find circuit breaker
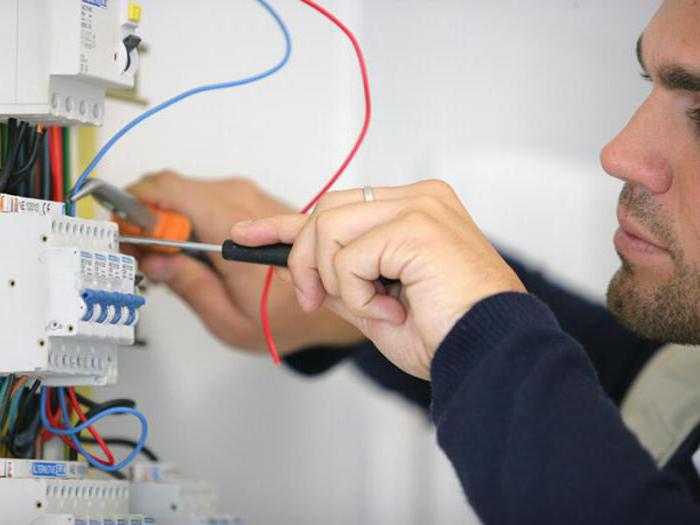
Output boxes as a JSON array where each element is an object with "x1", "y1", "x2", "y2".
[
  {"x1": 0, "y1": 0, "x2": 142, "y2": 126},
  {"x1": 0, "y1": 194, "x2": 145, "y2": 386},
  {"x1": 0, "y1": 459, "x2": 154, "y2": 524}
]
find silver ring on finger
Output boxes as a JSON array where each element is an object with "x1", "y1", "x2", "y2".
[{"x1": 362, "y1": 186, "x2": 375, "y2": 203}]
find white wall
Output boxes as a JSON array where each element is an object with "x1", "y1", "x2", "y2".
[{"x1": 95, "y1": 1, "x2": 661, "y2": 523}]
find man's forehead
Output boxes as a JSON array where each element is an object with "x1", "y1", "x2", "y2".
[
  {"x1": 644, "y1": 0, "x2": 700, "y2": 54},
  {"x1": 646, "y1": 0, "x2": 700, "y2": 60}
]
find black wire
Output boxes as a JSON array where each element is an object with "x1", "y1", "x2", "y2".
[
  {"x1": 7, "y1": 404, "x2": 41, "y2": 459},
  {"x1": 103, "y1": 469, "x2": 127, "y2": 480},
  {"x1": 73, "y1": 391, "x2": 98, "y2": 409},
  {"x1": 0, "y1": 122, "x2": 27, "y2": 193},
  {"x1": 0, "y1": 120, "x2": 18, "y2": 193},
  {"x1": 4, "y1": 380, "x2": 40, "y2": 458},
  {"x1": 0, "y1": 374, "x2": 17, "y2": 431},
  {"x1": 79, "y1": 436, "x2": 159, "y2": 462},
  {"x1": 7, "y1": 128, "x2": 42, "y2": 190},
  {"x1": 84, "y1": 398, "x2": 137, "y2": 420},
  {"x1": 9, "y1": 379, "x2": 41, "y2": 436}
]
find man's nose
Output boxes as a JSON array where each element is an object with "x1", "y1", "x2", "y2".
[{"x1": 600, "y1": 96, "x2": 673, "y2": 195}]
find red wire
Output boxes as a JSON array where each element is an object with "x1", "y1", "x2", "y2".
[
  {"x1": 49, "y1": 127, "x2": 64, "y2": 202},
  {"x1": 66, "y1": 387, "x2": 116, "y2": 466},
  {"x1": 41, "y1": 388, "x2": 114, "y2": 466},
  {"x1": 260, "y1": 0, "x2": 373, "y2": 364}
]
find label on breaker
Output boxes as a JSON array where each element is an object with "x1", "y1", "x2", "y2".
[
  {"x1": 81, "y1": 251, "x2": 136, "y2": 288},
  {"x1": 0, "y1": 459, "x2": 88, "y2": 479},
  {"x1": 0, "y1": 194, "x2": 64, "y2": 216}
]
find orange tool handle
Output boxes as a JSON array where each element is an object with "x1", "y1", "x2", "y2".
[{"x1": 114, "y1": 205, "x2": 192, "y2": 254}]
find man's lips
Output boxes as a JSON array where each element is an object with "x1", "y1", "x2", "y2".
[{"x1": 614, "y1": 211, "x2": 669, "y2": 256}]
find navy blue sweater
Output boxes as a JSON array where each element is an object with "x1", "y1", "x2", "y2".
[{"x1": 287, "y1": 259, "x2": 700, "y2": 523}]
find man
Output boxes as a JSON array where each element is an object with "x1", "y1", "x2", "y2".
[{"x1": 129, "y1": 0, "x2": 700, "y2": 522}]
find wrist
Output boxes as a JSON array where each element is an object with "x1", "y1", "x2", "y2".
[{"x1": 278, "y1": 307, "x2": 365, "y2": 356}]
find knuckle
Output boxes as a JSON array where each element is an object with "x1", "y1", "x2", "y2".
[
  {"x1": 421, "y1": 179, "x2": 459, "y2": 202},
  {"x1": 314, "y1": 209, "x2": 335, "y2": 237},
  {"x1": 422, "y1": 178, "x2": 452, "y2": 195}
]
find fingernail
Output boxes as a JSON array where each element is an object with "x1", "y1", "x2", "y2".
[{"x1": 233, "y1": 220, "x2": 254, "y2": 229}]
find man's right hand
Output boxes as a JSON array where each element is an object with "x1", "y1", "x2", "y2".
[{"x1": 127, "y1": 171, "x2": 363, "y2": 355}]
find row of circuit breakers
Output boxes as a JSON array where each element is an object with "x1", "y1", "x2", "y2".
[
  {"x1": 0, "y1": 194, "x2": 142, "y2": 387},
  {"x1": 0, "y1": 458, "x2": 240, "y2": 524},
  {"x1": 1, "y1": 0, "x2": 239, "y2": 522},
  {"x1": 0, "y1": 195, "x2": 245, "y2": 525}
]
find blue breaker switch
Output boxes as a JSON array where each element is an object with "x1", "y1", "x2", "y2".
[
  {"x1": 110, "y1": 293, "x2": 126, "y2": 325},
  {"x1": 95, "y1": 291, "x2": 111, "y2": 324},
  {"x1": 125, "y1": 294, "x2": 146, "y2": 326},
  {"x1": 81, "y1": 289, "x2": 101, "y2": 322}
]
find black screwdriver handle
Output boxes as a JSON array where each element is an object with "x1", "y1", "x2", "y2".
[
  {"x1": 221, "y1": 240, "x2": 399, "y2": 287},
  {"x1": 222, "y1": 240, "x2": 291, "y2": 267}
]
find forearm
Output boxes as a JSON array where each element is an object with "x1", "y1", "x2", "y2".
[{"x1": 431, "y1": 293, "x2": 699, "y2": 523}]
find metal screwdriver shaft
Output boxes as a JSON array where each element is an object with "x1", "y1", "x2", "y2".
[
  {"x1": 118, "y1": 236, "x2": 291, "y2": 267},
  {"x1": 119, "y1": 236, "x2": 220, "y2": 253},
  {"x1": 119, "y1": 236, "x2": 397, "y2": 284}
]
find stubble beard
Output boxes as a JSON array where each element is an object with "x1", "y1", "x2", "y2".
[{"x1": 607, "y1": 184, "x2": 700, "y2": 344}]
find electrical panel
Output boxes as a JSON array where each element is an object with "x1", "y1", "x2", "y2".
[
  {"x1": 0, "y1": 459, "x2": 153, "y2": 524},
  {"x1": 0, "y1": 195, "x2": 145, "y2": 386},
  {"x1": 0, "y1": 0, "x2": 142, "y2": 126}
]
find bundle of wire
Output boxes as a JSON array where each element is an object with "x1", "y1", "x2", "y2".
[
  {"x1": 39, "y1": 387, "x2": 149, "y2": 474},
  {"x1": 0, "y1": 120, "x2": 71, "y2": 201},
  {"x1": 0, "y1": 376, "x2": 156, "y2": 477}
]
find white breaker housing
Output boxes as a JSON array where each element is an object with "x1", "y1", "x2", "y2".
[
  {"x1": 0, "y1": 0, "x2": 141, "y2": 126},
  {"x1": 0, "y1": 195, "x2": 145, "y2": 386},
  {"x1": 0, "y1": 460, "x2": 152, "y2": 524}
]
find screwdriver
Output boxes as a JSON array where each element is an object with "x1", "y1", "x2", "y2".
[
  {"x1": 119, "y1": 236, "x2": 291, "y2": 267},
  {"x1": 119, "y1": 236, "x2": 398, "y2": 285}
]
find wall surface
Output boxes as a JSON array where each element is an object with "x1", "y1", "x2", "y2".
[{"x1": 95, "y1": 1, "x2": 661, "y2": 523}]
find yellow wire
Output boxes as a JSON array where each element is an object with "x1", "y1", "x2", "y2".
[{"x1": 76, "y1": 127, "x2": 98, "y2": 218}]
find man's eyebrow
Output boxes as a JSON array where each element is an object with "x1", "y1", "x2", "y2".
[
  {"x1": 636, "y1": 33, "x2": 700, "y2": 92},
  {"x1": 658, "y1": 66, "x2": 700, "y2": 92}
]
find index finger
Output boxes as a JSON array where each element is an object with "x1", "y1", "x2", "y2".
[{"x1": 231, "y1": 214, "x2": 307, "y2": 246}]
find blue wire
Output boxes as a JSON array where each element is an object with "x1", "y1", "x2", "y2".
[
  {"x1": 40, "y1": 387, "x2": 148, "y2": 473},
  {"x1": 68, "y1": 0, "x2": 292, "y2": 216}
]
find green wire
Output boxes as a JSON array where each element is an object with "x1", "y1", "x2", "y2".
[
  {"x1": 7, "y1": 384, "x2": 24, "y2": 432},
  {"x1": 62, "y1": 127, "x2": 71, "y2": 198}
]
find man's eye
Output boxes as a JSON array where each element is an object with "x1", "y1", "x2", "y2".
[
  {"x1": 689, "y1": 107, "x2": 700, "y2": 134},
  {"x1": 640, "y1": 72, "x2": 652, "y2": 81}
]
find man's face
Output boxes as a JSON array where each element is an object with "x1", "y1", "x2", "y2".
[{"x1": 603, "y1": 0, "x2": 700, "y2": 343}]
